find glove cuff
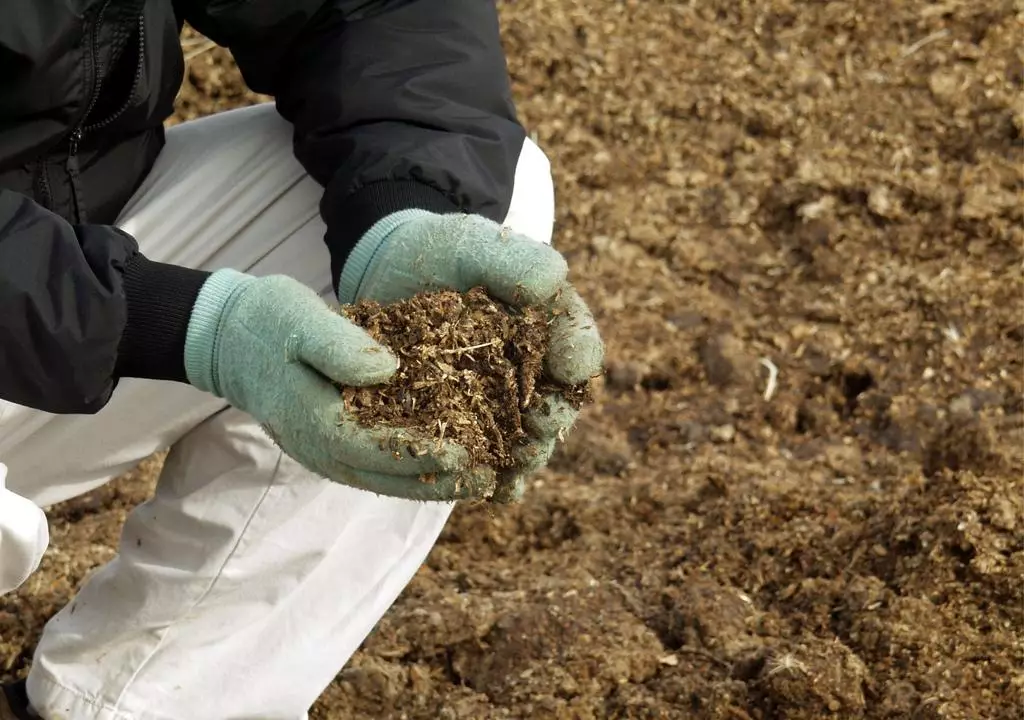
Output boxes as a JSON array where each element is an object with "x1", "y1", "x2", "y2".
[
  {"x1": 183, "y1": 268, "x2": 253, "y2": 395},
  {"x1": 115, "y1": 253, "x2": 212, "y2": 384},
  {"x1": 337, "y1": 208, "x2": 436, "y2": 304},
  {"x1": 324, "y1": 179, "x2": 459, "y2": 296}
]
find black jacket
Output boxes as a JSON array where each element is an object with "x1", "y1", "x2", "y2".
[{"x1": 0, "y1": 0, "x2": 525, "y2": 414}]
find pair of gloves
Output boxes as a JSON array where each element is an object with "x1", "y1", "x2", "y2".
[{"x1": 182, "y1": 210, "x2": 604, "y2": 502}]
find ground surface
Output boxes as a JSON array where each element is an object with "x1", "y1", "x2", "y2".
[{"x1": 2, "y1": 2, "x2": 1022, "y2": 718}]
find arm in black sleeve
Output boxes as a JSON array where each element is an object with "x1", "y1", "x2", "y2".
[
  {"x1": 0, "y1": 191, "x2": 208, "y2": 414},
  {"x1": 178, "y1": 0, "x2": 527, "y2": 288}
]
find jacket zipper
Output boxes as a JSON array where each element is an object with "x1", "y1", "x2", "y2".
[
  {"x1": 65, "y1": 0, "x2": 158, "y2": 226},
  {"x1": 66, "y1": 0, "x2": 111, "y2": 223},
  {"x1": 34, "y1": 160, "x2": 53, "y2": 211},
  {"x1": 67, "y1": 124, "x2": 86, "y2": 223},
  {"x1": 82, "y1": 13, "x2": 148, "y2": 137},
  {"x1": 67, "y1": 9, "x2": 148, "y2": 223}
]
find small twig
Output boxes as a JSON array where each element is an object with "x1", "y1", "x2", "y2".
[
  {"x1": 766, "y1": 653, "x2": 809, "y2": 677},
  {"x1": 841, "y1": 540, "x2": 868, "y2": 577},
  {"x1": 677, "y1": 646, "x2": 732, "y2": 669},
  {"x1": 440, "y1": 340, "x2": 499, "y2": 355},
  {"x1": 900, "y1": 29, "x2": 949, "y2": 58},
  {"x1": 183, "y1": 39, "x2": 218, "y2": 62},
  {"x1": 759, "y1": 357, "x2": 779, "y2": 401}
]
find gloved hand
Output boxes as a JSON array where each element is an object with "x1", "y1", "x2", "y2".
[
  {"x1": 338, "y1": 210, "x2": 605, "y2": 502},
  {"x1": 184, "y1": 269, "x2": 495, "y2": 501}
]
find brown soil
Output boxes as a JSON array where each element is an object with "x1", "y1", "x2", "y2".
[
  {"x1": 340, "y1": 287, "x2": 587, "y2": 471},
  {"x1": 3, "y1": 3, "x2": 1023, "y2": 719}
]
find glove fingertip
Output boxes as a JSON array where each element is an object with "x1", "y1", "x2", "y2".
[
  {"x1": 547, "y1": 338, "x2": 605, "y2": 386},
  {"x1": 341, "y1": 423, "x2": 474, "y2": 476},
  {"x1": 416, "y1": 465, "x2": 497, "y2": 502},
  {"x1": 346, "y1": 344, "x2": 400, "y2": 386},
  {"x1": 457, "y1": 465, "x2": 498, "y2": 500},
  {"x1": 546, "y1": 284, "x2": 605, "y2": 384},
  {"x1": 430, "y1": 440, "x2": 473, "y2": 474},
  {"x1": 524, "y1": 396, "x2": 579, "y2": 439},
  {"x1": 491, "y1": 473, "x2": 527, "y2": 504},
  {"x1": 299, "y1": 314, "x2": 400, "y2": 387},
  {"x1": 468, "y1": 231, "x2": 568, "y2": 307},
  {"x1": 505, "y1": 245, "x2": 568, "y2": 307}
]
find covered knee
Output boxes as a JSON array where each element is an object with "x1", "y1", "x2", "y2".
[{"x1": 505, "y1": 137, "x2": 555, "y2": 246}]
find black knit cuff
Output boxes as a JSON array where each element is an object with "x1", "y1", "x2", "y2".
[
  {"x1": 324, "y1": 179, "x2": 459, "y2": 292},
  {"x1": 114, "y1": 254, "x2": 211, "y2": 382}
]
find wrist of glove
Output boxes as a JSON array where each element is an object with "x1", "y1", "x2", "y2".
[
  {"x1": 183, "y1": 268, "x2": 495, "y2": 501},
  {"x1": 337, "y1": 209, "x2": 605, "y2": 503}
]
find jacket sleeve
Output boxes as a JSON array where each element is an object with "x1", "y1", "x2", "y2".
[
  {"x1": 0, "y1": 190, "x2": 209, "y2": 413},
  {"x1": 178, "y1": 0, "x2": 527, "y2": 288}
]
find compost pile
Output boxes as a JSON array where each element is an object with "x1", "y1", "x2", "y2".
[{"x1": 339, "y1": 287, "x2": 588, "y2": 469}]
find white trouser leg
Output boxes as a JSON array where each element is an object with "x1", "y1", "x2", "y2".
[{"x1": 0, "y1": 103, "x2": 555, "y2": 719}]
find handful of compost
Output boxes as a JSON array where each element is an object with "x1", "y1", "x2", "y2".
[{"x1": 338, "y1": 285, "x2": 596, "y2": 503}]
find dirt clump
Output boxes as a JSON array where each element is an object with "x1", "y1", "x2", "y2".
[
  {"x1": 340, "y1": 287, "x2": 589, "y2": 469},
  {"x1": 754, "y1": 640, "x2": 870, "y2": 718}
]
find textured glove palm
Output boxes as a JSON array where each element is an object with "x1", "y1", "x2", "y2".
[
  {"x1": 183, "y1": 270, "x2": 492, "y2": 500},
  {"x1": 338, "y1": 210, "x2": 605, "y2": 502}
]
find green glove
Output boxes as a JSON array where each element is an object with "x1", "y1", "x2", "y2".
[
  {"x1": 339, "y1": 210, "x2": 605, "y2": 502},
  {"x1": 184, "y1": 269, "x2": 496, "y2": 501}
]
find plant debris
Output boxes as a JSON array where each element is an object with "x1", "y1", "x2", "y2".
[{"x1": 339, "y1": 287, "x2": 590, "y2": 469}]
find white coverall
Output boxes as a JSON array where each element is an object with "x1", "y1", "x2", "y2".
[{"x1": 0, "y1": 102, "x2": 554, "y2": 720}]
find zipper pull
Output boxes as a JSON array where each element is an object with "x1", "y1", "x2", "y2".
[
  {"x1": 69, "y1": 128, "x2": 83, "y2": 156},
  {"x1": 67, "y1": 127, "x2": 87, "y2": 224}
]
